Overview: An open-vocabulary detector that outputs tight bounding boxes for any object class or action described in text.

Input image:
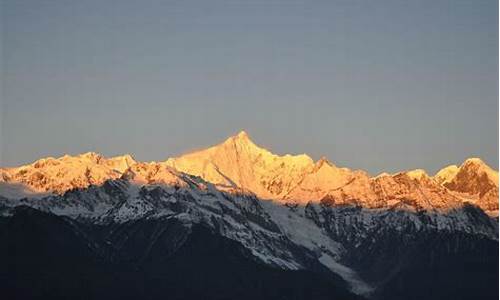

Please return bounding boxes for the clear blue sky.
[1,0,498,174]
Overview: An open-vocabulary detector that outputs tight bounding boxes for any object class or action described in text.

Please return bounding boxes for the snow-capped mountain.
[0,152,136,196]
[2,131,497,214]
[435,158,499,214]
[0,131,498,300]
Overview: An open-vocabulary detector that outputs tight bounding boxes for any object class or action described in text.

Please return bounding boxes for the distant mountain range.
[1,131,498,300]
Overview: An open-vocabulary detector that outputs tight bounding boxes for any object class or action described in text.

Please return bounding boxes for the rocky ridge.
[1,131,498,215]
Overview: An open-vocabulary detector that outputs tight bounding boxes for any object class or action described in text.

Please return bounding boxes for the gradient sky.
[0,0,498,174]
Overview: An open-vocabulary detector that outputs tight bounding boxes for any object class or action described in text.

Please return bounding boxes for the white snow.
[318,254,374,295]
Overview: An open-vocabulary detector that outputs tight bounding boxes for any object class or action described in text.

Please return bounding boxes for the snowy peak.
[405,169,431,181]
[441,158,498,193]
[78,151,103,163]
[283,158,358,203]
[460,158,498,186]
[319,169,464,211]
[220,130,271,158]
[463,157,488,166]
[121,162,199,189]
[0,133,497,214]
[434,165,459,185]
[165,131,316,200]
[432,158,498,214]
[434,158,498,188]
[230,130,252,143]
[105,154,137,173]
[0,152,137,197]
[164,132,474,210]
[314,156,335,170]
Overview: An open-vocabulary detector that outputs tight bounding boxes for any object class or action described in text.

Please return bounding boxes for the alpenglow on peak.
[0,131,498,215]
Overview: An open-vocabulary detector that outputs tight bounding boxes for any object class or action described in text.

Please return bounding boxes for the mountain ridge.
[1,131,498,215]
[0,131,498,299]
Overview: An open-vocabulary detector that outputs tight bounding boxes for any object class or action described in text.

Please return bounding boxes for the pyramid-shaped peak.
[228,130,253,143]
[463,157,487,167]
[222,131,313,165]
[406,169,430,180]
[461,157,498,182]
[223,130,260,148]
[315,156,335,167]
[237,130,250,139]
[318,156,329,163]
[460,157,498,175]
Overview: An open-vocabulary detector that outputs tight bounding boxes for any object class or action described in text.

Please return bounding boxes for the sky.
[0,0,498,174]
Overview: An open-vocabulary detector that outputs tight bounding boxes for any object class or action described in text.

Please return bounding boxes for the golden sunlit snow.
[1,131,498,215]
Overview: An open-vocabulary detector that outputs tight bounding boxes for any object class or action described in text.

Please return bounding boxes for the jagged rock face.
[121,162,191,187]
[444,158,498,196]
[0,176,497,299]
[0,177,337,272]
[320,172,463,210]
[163,131,361,203]
[434,158,499,214]
[477,188,500,211]
[164,132,498,213]
[0,207,363,300]
[165,131,317,200]
[0,131,498,215]
[0,131,498,299]
[0,152,136,195]
[282,158,359,202]
[434,165,459,185]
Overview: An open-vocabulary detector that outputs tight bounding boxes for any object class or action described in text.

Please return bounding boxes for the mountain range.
[0,131,498,300]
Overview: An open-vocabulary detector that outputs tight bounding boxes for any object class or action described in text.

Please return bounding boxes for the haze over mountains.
[1,131,498,215]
